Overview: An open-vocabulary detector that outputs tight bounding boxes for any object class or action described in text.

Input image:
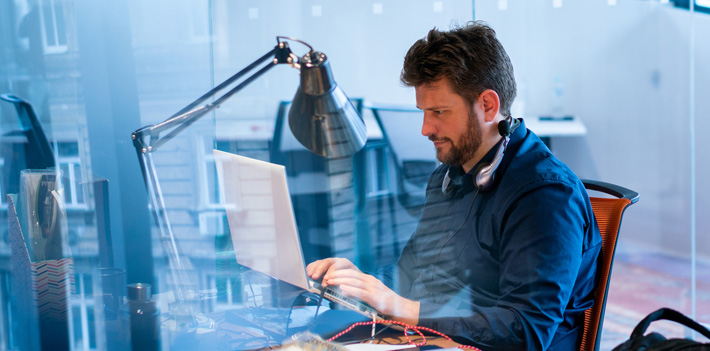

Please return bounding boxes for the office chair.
[369,106,437,218]
[0,94,56,198]
[0,94,55,169]
[580,179,639,351]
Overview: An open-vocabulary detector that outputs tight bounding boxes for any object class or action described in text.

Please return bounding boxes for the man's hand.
[306,257,360,283]
[306,258,420,325]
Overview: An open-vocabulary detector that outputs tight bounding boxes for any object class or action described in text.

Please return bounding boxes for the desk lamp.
[131,36,366,315]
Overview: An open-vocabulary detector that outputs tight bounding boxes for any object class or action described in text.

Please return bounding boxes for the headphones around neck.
[442,117,520,195]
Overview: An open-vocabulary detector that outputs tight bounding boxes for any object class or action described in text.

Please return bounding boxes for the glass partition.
[0,0,706,349]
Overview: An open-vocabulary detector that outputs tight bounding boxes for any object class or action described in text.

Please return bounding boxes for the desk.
[524,116,587,149]
[167,306,465,351]
[525,116,587,137]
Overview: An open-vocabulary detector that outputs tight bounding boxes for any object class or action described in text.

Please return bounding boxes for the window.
[193,137,233,236]
[194,137,272,236]
[696,0,710,11]
[56,141,86,210]
[197,138,232,210]
[671,0,710,14]
[38,0,68,53]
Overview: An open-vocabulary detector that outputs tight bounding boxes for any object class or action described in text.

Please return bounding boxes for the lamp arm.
[167,47,281,121]
[151,61,278,151]
[132,43,294,153]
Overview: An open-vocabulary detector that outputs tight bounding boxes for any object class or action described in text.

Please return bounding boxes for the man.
[307,22,600,351]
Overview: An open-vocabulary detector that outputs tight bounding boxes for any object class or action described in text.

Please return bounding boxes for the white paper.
[344,343,415,351]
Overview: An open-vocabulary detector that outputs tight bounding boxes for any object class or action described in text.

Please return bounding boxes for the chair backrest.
[0,94,56,170]
[580,179,639,351]
[368,105,437,216]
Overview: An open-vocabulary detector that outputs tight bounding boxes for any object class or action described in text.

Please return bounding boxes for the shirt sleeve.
[416,182,591,351]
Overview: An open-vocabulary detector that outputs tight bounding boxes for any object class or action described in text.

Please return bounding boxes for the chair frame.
[579,179,639,351]
[0,94,56,169]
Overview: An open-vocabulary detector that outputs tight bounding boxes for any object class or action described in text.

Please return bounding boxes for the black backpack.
[612,308,710,351]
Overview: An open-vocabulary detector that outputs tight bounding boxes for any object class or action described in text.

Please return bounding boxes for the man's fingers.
[338,283,369,299]
[335,280,392,313]
[325,276,368,290]
[324,271,385,297]
[307,258,335,280]
[308,258,358,284]
[324,268,363,283]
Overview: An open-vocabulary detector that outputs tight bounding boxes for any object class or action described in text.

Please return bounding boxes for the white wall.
[208,0,474,122]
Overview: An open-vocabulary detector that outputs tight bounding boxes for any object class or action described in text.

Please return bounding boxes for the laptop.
[213,150,384,321]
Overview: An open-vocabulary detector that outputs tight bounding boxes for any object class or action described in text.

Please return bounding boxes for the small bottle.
[551,75,565,117]
[126,283,160,351]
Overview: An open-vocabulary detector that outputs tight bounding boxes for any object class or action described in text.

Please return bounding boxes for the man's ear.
[477,89,500,122]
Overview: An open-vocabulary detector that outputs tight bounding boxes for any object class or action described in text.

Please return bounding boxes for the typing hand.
[306,257,360,285]
[324,268,420,325]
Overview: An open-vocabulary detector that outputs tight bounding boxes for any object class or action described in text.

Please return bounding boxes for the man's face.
[415,79,482,169]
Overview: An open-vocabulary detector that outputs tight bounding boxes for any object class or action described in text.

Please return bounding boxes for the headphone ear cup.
[498,119,511,136]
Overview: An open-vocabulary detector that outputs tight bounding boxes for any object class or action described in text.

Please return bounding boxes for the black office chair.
[0,94,56,196]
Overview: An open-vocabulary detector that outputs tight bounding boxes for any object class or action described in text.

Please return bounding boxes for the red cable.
[326,319,481,350]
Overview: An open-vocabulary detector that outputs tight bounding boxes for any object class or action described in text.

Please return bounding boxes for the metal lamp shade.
[288,53,366,158]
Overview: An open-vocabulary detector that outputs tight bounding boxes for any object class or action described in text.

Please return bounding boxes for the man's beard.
[430,110,482,167]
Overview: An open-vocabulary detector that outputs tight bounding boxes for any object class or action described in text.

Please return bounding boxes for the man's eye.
[435,110,445,115]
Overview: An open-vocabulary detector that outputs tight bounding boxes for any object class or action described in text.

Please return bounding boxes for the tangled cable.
[326,319,481,350]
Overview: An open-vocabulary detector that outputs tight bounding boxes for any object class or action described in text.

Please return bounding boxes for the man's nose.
[421,114,436,137]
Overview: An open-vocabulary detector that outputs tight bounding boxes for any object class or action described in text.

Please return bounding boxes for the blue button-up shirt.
[395,119,600,351]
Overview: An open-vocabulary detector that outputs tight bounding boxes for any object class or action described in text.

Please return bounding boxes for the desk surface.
[178,306,465,351]
[525,116,587,137]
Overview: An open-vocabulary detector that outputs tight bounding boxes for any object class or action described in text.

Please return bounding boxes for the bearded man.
[308,22,600,351]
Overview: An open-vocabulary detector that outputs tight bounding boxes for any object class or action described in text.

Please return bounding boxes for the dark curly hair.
[400,21,517,117]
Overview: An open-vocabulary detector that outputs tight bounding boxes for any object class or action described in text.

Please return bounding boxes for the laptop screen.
[213,149,311,291]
